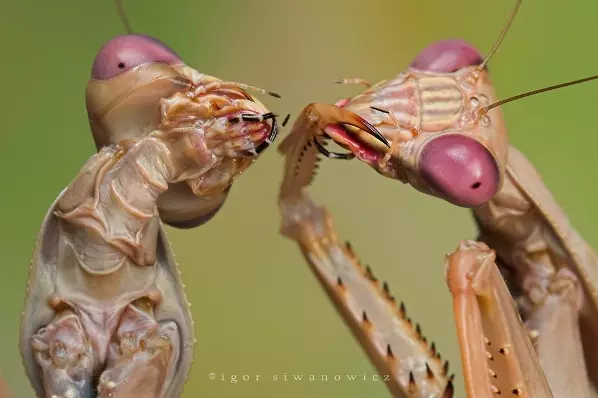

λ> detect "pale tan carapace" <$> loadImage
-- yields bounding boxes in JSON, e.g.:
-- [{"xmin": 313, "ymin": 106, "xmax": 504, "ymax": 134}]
[
  {"xmin": 277, "ymin": 0, "xmax": 598, "ymax": 396},
  {"xmin": 20, "ymin": 29, "xmax": 280, "ymax": 397}
]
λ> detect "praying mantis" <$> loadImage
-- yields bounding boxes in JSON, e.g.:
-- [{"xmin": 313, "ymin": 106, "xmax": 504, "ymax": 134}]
[
  {"xmin": 17, "ymin": 2, "xmax": 281, "ymax": 396},
  {"xmin": 13, "ymin": 0, "xmax": 598, "ymax": 397},
  {"xmin": 277, "ymin": 0, "xmax": 598, "ymax": 396}
]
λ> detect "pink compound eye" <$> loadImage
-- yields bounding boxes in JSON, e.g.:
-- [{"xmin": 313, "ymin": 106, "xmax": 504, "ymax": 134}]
[
  {"xmin": 91, "ymin": 34, "xmax": 182, "ymax": 80},
  {"xmin": 410, "ymin": 39, "xmax": 484, "ymax": 73},
  {"xmin": 418, "ymin": 135, "xmax": 499, "ymax": 207}
]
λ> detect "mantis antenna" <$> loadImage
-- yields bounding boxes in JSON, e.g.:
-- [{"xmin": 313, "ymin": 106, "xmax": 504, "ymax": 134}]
[{"xmin": 116, "ymin": 0, "xmax": 133, "ymax": 34}]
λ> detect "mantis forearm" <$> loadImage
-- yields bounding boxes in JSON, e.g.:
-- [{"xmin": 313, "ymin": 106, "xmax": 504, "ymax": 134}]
[{"xmin": 54, "ymin": 136, "xmax": 176, "ymax": 267}]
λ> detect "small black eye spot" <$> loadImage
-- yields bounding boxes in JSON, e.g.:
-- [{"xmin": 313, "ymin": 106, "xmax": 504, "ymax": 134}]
[
  {"xmin": 471, "ymin": 182, "xmax": 482, "ymax": 189},
  {"xmin": 117, "ymin": 62, "xmax": 126, "ymax": 69}
]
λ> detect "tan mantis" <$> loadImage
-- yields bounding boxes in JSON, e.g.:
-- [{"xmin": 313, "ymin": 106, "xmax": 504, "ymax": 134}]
[
  {"xmin": 18, "ymin": 2, "xmax": 282, "ymax": 397},
  {"xmin": 277, "ymin": 0, "xmax": 598, "ymax": 396},
  {"xmin": 15, "ymin": 0, "xmax": 598, "ymax": 397}
]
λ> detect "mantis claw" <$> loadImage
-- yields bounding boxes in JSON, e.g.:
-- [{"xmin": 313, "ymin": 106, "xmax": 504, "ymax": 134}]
[
  {"xmin": 284, "ymin": 103, "xmax": 389, "ymax": 162},
  {"xmin": 340, "ymin": 117, "xmax": 391, "ymax": 149},
  {"xmin": 312, "ymin": 136, "xmax": 355, "ymax": 160},
  {"xmin": 278, "ymin": 103, "xmax": 390, "ymax": 199},
  {"xmin": 311, "ymin": 110, "xmax": 391, "ymax": 160},
  {"xmin": 229, "ymin": 112, "xmax": 277, "ymax": 124},
  {"xmin": 242, "ymin": 116, "xmax": 279, "ymax": 156},
  {"xmin": 310, "ymin": 103, "xmax": 389, "ymax": 147}
]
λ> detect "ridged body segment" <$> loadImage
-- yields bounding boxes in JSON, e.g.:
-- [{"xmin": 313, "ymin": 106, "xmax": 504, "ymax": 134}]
[{"xmin": 345, "ymin": 73, "xmax": 466, "ymax": 135}]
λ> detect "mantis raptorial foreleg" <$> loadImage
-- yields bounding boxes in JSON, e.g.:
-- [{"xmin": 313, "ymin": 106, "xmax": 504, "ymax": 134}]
[
  {"xmin": 472, "ymin": 146, "xmax": 598, "ymax": 397},
  {"xmin": 22, "ymin": 23, "xmax": 282, "ymax": 396},
  {"xmin": 25, "ymin": 132, "xmax": 201, "ymax": 397},
  {"xmin": 445, "ymin": 240, "xmax": 553, "ymax": 398},
  {"xmin": 31, "ymin": 310, "xmax": 94, "ymax": 397},
  {"xmin": 280, "ymin": 195, "xmax": 453, "ymax": 398},
  {"xmin": 277, "ymin": 0, "xmax": 598, "ymax": 393},
  {"xmin": 98, "ymin": 298, "xmax": 180, "ymax": 398},
  {"xmin": 280, "ymin": 124, "xmax": 598, "ymax": 398}
]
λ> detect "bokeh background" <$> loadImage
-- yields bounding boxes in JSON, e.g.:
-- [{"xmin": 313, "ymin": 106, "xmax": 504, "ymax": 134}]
[{"xmin": 2, "ymin": 0, "xmax": 597, "ymax": 397}]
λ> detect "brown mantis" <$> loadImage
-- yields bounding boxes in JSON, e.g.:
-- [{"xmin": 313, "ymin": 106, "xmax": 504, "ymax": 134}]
[
  {"xmin": 277, "ymin": 0, "xmax": 598, "ymax": 396},
  {"xmin": 18, "ymin": 2, "xmax": 281, "ymax": 397}
]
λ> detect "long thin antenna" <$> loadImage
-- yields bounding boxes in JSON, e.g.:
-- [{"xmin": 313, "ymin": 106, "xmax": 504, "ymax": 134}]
[
  {"xmin": 222, "ymin": 81, "xmax": 282, "ymax": 98},
  {"xmin": 478, "ymin": 0, "xmax": 522, "ymax": 70},
  {"xmin": 116, "ymin": 0, "xmax": 133, "ymax": 34},
  {"xmin": 481, "ymin": 74, "xmax": 598, "ymax": 113}
]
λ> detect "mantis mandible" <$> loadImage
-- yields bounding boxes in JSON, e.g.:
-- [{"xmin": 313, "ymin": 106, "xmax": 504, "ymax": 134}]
[
  {"xmin": 277, "ymin": 0, "xmax": 598, "ymax": 396},
  {"xmin": 18, "ymin": 2, "xmax": 282, "ymax": 397}
]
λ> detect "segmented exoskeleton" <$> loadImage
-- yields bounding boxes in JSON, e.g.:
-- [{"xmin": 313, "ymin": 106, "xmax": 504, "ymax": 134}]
[
  {"xmin": 277, "ymin": 1, "xmax": 598, "ymax": 396},
  {"xmin": 19, "ymin": 4, "xmax": 282, "ymax": 397}
]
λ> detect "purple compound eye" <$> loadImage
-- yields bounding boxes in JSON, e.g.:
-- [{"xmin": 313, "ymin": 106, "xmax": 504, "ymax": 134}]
[
  {"xmin": 418, "ymin": 135, "xmax": 499, "ymax": 207},
  {"xmin": 91, "ymin": 34, "xmax": 182, "ymax": 80},
  {"xmin": 410, "ymin": 39, "xmax": 484, "ymax": 73}
]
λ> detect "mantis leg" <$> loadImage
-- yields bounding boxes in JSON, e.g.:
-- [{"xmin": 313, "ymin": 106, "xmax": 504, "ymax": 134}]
[
  {"xmin": 31, "ymin": 309, "xmax": 95, "ymax": 397},
  {"xmin": 445, "ymin": 240, "xmax": 553, "ymax": 397},
  {"xmin": 474, "ymin": 146, "xmax": 597, "ymax": 396},
  {"xmin": 97, "ymin": 298, "xmax": 180, "ymax": 398},
  {"xmin": 279, "ymin": 194, "xmax": 453, "ymax": 398}
]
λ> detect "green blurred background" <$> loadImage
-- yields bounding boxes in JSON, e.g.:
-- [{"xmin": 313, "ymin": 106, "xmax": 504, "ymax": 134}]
[{"xmin": 1, "ymin": 0, "xmax": 597, "ymax": 397}]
